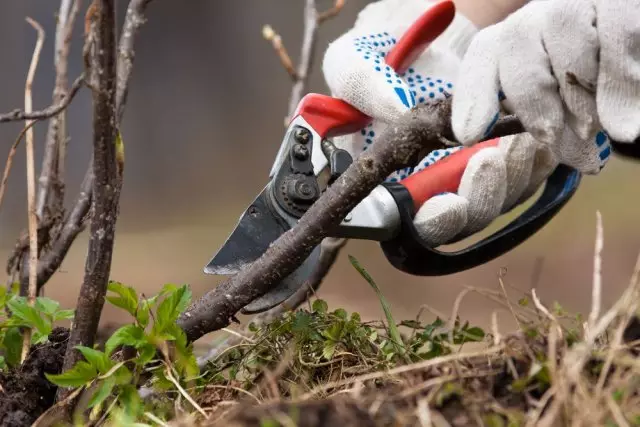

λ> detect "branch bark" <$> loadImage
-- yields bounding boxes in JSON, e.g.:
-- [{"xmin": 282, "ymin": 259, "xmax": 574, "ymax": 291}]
[
  {"xmin": 59, "ymin": 0, "xmax": 119, "ymax": 390},
  {"xmin": 178, "ymin": 102, "xmax": 455, "ymax": 342},
  {"xmin": 177, "ymin": 102, "xmax": 539, "ymax": 344}
]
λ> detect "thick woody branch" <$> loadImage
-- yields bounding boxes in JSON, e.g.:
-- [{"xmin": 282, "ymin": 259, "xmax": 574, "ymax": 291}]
[
  {"xmin": 59, "ymin": 0, "xmax": 118, "ymax": 387},
  {"xmin": 178, "ymin": 100, "xmax": 545, "ymax": 343},
  {"xmin": 178, "ymin": 102, "xmax": 454, "ymax": 342}
]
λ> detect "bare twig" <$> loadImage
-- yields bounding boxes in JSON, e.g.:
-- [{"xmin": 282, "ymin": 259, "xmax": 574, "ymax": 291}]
[
  {"xmin": 262, "ymin": 25, "xmax": 298, "ymax": 81},
  {"xmin": 287, "ymin": 0, "xmax": 320, "ymax": 119},
  {"xmin": 35, "ymin": 164, "xmax": 93, "ymax": 291},
  {"xmin": 317, "ymin": 0, "xmax": 346, "ymax": 23},
  {"xmin": 59, "ymin": 0, "xmax": 118, "ymax": 396},
  {"xmin": 0, "ymin": 74, "xmax": 84, "ymax": 123},
  {"xmin": 116, "ymin": 0, "xmax": 153, "ymax": 122},
  {"xmin": 588, "ymin": 211, "xmax": 604, "ymax": 331},
  {"xmin": 11, "ymin": 0, "xmax": 152, "ymax": 298},
  {"xmin": 0, "ymin": 123, "xmax": 37, "ymax": 218},
  {"xmin": 21, "ymin": 17, "xmax": 45, "ymax": 363},
  {"xmin": 37, "ymin": 0, "xmax": 81, "ymax": 220}
]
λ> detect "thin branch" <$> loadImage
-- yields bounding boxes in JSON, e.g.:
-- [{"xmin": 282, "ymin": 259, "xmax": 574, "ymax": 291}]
[
  {"xmin": 0, "ymin": 123, "xmax": 37, "ymax": 219},
  {"xmin": 21, "ymin": 16, "xmax": 45, "ymax": 363},
  {"xmin": 262, "ymin": 25, "xmax": 298, "ymax": 81},
  {"xmin": 37, "ymin": 0, "xmax": 81, "ymax": 220},
  {"xmin": 317, "ymin": 0, "xmax": 346, "ymax": 24},
  {"xmin": 59, "ymin": 0, "xmax": 118, "ymax": 396},
  {"xmin": 35, "ymin": 163, "xmax": 93, "ymax": 292},
  {"xmin": 0, "ymin": 74, "xmax": 85, "ymax": 123},
  {"xmin": 287, "ymin": 0, "xmax": 319, "ymax": 119},
  {"xmin": 116, "ymin": 0, "xmax": 153, "ymax": 121}
]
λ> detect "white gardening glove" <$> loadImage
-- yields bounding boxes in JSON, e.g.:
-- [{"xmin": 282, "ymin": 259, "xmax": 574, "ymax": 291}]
[
  {"xmin": 322, "ymin": 0, "xmax": 558, "ymax": 246},
  {"xmin": 452, "ymin": 0, "xmax": 640, "ymax": 174}
]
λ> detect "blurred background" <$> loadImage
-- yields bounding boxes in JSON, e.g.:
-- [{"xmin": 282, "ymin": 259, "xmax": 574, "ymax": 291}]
[{"xmin": 0, "ymin": 1, "xmax": 639, "ymax": 346}]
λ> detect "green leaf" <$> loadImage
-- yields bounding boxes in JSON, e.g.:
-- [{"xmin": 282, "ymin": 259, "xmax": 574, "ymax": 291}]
[
  {"xmin": 333, "ymin": 308, "xmax": 348, "ymax": 320},
  {"xmin": 322, "ymin": 341, "xmax": 337, "ymax": 360},
  {"xmin": 2, "ymin": 327, "xmax": 23, "ymax": 367},
  {"xmin": 349, "ymin": 255, "xmax": 404, "ymax": 354},
  {"xmin": 312, "ymin": 299, "xmax": 328, "ymax": 314},
  {"xmin": 155, "ymin": 285, "xmax": 191, "ymax": 332},
  {"xmin": 7, "ymin": 297, "xmax": 51, "ymax": 335},
  {"xmin": 137, "ymin": 344, "xmax": 157, "ymax": 366},
  {"xmin": 106, "ymin": 282, "xmax": 139, "ymax": 318},
  {"xmin": 46, "ymin": 361, "xmax": 97, "ymax": 387},
  {"xmin": 105, "ymin": 324, "xmax": 145, "ymax": 356},
  {"xmin": 118, "ymin": 384, "xmax": 142, "ymax": 418},
  {"xmin": 88, "ymin": 376, "xmax": 116, "ymax": 408},
  {"xmin": 35, "ymin": 297, "xmax": 60, "ymax": 316},
  {"xmin": 54, "ymin": 309, "xmax": 75, "ymax": 321},
  {"xmin": 112, "ymin": 365, "xmax": 133, "ymax": 385},
  {"xmin": 292, "ymin": 312, "xmax": 312, "ymax": 337},
  {"xmin": 75, "ymin": 346, "xmax": 113, "ymax": 374}
]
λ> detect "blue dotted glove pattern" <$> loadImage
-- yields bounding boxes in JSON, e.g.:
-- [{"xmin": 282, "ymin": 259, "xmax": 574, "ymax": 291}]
[
  {"xmin": 594, "ymin": 130, "xmax": 612, "ymax": 170},
  {"xmin": 350, "ymin": 31, "xmax": 458, "ymax": 183}
]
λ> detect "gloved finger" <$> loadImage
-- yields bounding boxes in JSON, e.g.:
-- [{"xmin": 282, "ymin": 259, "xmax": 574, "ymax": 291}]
[
  {"xmin": 413, "ymin": 193, "xmax": 468, "ymax": 247},
  {"xmin": 322, "ymin": 30, "xmax": 415, "ymax": 123},
  {"xmin": 450, "ymin": 25, "xmax": 503, "ymax": 144},
  {"xmin": 457, "ymin": 147, "xmax": 508, "ymax": 236},
  {"xmin": 517, "ymin": 143, "xmax": 558, "ymax": 204},
  {"xmin": 498, "ymin": 3, "xmax": 565, "ymax": 145},
  {"xmin": 543, "ymin": 0, "xmax": 599, "ymax": 141},
  {"xmin": 552, "ymin": 126, "xmax": 612, "ymax": 175},
  {"xmin": 595, "ymin": 0, "xmax": 640, "ymax": 143},
  {"xmin": 496, "ymin": 134, "xmax": 538, "ymax": 211}
]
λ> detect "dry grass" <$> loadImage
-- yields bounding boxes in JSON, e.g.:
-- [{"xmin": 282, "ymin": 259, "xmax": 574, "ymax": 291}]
[{"xmin": 149, "ymin": 214, "xmax": 640, "ymax": 427}]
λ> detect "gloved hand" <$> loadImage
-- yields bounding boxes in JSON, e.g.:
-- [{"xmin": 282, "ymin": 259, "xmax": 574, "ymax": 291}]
[
  {"xmin": 322, "ymin": 0, "xmax": 558, "ymax": 246},
  {"xmin": 451, "ymin": 0, "xmax": 640, "ymax": 173}
]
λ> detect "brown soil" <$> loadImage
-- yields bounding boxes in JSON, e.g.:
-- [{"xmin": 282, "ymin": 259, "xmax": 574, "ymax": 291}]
[{"xmin": 0, "ymin": 328, "xmax": 68, "ymax": 427}]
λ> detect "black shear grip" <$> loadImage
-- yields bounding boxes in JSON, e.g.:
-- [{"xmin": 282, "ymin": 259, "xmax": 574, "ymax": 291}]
[{"xmin": 379, "ymin": 164, "xmax": 581, "ymax": 276}]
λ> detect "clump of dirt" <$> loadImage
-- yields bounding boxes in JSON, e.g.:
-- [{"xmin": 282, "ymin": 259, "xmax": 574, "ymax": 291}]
[{"xmin": 0, "ymin": 327, "xmax": 69, "ymax": 427}]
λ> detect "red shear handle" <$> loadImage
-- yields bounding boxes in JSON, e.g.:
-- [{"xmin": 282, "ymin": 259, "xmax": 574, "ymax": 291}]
[
  {"xmin": 385, "ymin": 0, "xmax": 455, "ymax": 74},
  {"xmin": 400, "ymin": 139, "xmax": 500, "ymax": 212},
  {"xmin": 291, "ymin": 0, "xmax": 456, "ymax": 139}
]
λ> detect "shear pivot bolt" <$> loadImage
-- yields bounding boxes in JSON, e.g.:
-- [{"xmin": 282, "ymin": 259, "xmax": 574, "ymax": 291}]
[
  {"xmin": 292, "ymin": 144, "xmax": 309, "ymax": 160},
  {"xmin": 294, "ymin": 127, "xmax": 311, "ymax": 144}
]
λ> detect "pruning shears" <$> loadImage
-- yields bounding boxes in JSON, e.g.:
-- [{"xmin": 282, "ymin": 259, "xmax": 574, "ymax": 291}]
[{"xmin": 204, "ymin": 1, "xmax": 582, "ymax": 314}]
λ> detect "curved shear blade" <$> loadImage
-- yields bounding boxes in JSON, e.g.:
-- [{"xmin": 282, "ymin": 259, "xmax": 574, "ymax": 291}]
[
  {"xmin": 204, "ymin": 187, "xmax": 319, "ymax": 313},
  {"xmin": 204, "ymin": 187, "xmax": 290, "ymax": 275}
]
